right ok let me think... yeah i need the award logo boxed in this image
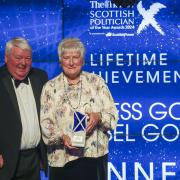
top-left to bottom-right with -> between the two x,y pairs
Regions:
72,111 -> 88,147
137,1 -> 166,35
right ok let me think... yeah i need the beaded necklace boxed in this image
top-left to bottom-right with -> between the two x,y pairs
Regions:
63,73 -> 82,110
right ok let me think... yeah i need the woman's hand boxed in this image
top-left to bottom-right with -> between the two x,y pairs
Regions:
62,134 -> 78,150
86,112 -> 101,134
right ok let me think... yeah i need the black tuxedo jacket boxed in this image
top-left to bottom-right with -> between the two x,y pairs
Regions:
0,65 -> 48,180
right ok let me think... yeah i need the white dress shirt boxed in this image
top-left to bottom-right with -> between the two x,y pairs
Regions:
13,79 -> 41,150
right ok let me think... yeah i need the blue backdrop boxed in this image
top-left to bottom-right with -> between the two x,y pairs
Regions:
0,0 -> 179,179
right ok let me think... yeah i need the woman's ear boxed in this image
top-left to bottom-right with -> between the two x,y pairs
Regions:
82,59 -> 85,66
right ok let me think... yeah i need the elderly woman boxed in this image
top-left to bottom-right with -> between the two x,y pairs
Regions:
40,38 -> 118,180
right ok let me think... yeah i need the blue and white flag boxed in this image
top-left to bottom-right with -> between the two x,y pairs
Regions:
73,111 -> 87,132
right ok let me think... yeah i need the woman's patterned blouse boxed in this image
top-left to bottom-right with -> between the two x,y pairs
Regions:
40,71 -> 118,167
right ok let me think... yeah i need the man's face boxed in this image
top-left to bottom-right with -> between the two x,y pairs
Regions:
5,46 -> 32,80
61,50 -> 83,80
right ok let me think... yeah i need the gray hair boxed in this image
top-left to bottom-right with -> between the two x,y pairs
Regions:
5,37 -> 32,55
58,38 -> 85,61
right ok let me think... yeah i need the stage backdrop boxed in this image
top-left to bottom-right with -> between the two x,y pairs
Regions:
0,0 -> 179,179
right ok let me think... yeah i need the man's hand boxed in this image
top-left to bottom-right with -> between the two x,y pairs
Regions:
86,112 -> 101,134
0,154 -> 4,168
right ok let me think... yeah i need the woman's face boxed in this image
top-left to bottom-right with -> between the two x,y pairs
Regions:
61,50 -> 83,80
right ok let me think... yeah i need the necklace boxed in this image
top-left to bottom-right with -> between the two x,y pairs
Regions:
63,73 -> 82,110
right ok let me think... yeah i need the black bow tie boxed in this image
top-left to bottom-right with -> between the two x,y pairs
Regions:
14,77 -> 29,88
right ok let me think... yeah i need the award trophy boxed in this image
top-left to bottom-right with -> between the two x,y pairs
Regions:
72,111 -> 87,147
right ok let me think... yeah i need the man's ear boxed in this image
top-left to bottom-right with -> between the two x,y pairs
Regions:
5,55 -> 8,63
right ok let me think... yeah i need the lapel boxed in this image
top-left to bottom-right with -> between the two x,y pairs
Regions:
1,67 -> 21,118
29,70 -> 40,118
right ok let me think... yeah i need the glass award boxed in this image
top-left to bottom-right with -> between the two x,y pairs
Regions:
72,111 -> 87,147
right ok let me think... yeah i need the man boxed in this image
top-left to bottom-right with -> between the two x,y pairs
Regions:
0,37 -> 48,180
